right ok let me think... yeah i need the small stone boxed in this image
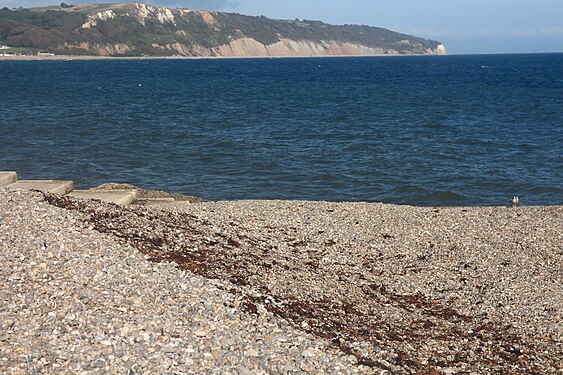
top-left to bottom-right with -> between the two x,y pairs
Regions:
159,356 -> 173,368
194,330 -> 208,337
246,349 -> 259,357
302,349 -> 317,358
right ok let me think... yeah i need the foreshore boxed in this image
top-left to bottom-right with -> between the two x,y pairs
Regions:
1,187 -> 561,373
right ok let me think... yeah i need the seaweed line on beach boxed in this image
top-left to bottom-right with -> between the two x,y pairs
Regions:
42,192 -> 561,373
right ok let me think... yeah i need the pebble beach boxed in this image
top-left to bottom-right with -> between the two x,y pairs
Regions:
1,187 -> 561,374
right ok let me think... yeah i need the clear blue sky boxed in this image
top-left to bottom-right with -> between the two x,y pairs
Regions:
2,0 -> 562,54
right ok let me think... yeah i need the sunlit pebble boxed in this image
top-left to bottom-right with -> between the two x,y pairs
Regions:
138,84 -> 142,87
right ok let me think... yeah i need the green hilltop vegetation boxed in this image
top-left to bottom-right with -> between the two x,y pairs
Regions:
0,2 -> 446,57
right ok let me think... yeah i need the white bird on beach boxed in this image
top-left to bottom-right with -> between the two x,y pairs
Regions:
511,196 -> 519,207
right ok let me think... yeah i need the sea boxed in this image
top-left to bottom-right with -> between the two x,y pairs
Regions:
1,53 -> 562,206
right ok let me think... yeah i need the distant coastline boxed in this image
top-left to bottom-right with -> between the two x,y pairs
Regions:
2,52 -> 562,61
0,3 -> 445,58
0,53 -> 444,61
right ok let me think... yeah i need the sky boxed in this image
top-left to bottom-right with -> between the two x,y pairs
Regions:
1,0 -> 562,54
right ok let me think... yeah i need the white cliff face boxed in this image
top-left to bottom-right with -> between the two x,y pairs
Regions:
80,4 -> 178,29
132,3 -> 175,25
150,37 -> 442,58
216,38 -> 406,57
80,10 -> 115,29
426,44 -> 447,55
161,43 -> 214,56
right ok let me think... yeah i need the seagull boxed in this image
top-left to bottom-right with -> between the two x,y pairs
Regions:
511,196 -> 519,207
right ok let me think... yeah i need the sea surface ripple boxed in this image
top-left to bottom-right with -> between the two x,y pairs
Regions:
1,53 -> 562,206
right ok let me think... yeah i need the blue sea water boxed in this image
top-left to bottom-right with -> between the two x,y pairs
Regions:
1,54 -> 562,206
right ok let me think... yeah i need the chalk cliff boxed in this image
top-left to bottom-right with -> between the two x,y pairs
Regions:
0,3 -> 446,57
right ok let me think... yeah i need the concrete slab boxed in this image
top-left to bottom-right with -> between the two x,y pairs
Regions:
7,180 -> 74,195
67,190 -> 137,205
0,171 -> 17,187
136,197 -> 176,206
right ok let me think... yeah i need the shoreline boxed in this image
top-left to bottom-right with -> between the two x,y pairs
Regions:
1,187 -> 561,373
2,51 -> 561,61
0,53 -> 443,61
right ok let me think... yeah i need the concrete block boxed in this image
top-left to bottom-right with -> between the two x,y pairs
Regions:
0,171 -> 17,187
67,190 -> 137,205
7,180 -> 74,195
136,197 -> 176,206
